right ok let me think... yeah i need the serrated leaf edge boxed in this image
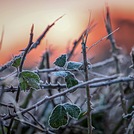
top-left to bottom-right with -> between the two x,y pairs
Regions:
48,104 -> 69,129
53,54 -> 67,67
63,103 -> 81,119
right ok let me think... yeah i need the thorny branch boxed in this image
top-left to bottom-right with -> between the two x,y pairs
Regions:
30,15 -> 64,50
1,75 -> 134,92
105,5 -> 128,120
0,75 -> 117,92
88,27 -> 119,51
0,9 -> 134,134
16,24 -> 34,102
19,24 -> 34,72
67,24 -> 96,61
2,75 -> 134,121
105,5 -> 129,132
81,28 -> 93,134
0,15 -> 64,72
0,55 -> 123,83
6,24 -> 34,134
14,118 -> 46,132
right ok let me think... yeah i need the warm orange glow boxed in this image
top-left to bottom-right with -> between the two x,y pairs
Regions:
0,0 -> 134,67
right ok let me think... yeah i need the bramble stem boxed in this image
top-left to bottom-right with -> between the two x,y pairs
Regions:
81,33 -> 92,134
105,5 -> 128,130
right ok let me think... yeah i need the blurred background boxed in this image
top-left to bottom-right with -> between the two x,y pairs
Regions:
0,0 -> 134,68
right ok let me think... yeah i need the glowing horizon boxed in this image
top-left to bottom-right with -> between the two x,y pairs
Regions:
0,0 -> 134,67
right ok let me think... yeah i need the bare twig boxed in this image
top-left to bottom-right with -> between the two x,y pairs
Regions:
105,5 -> 128,131
27,112 -> 45,129
30,15 -> 64,50
7,24 -> 34,134
37,55 -> 125,73
1,10 -> 132,133
105,5 -> 127,115
19,24 -> 34,72
2,75 -> 134,121
81,29 -> 93,134
45,51 -> 56,106
0,102 -> 45,130
88,27 -> 119,51
16,24 -> 34,101
0,54 -> 23,72
0,74 -> 117,92
35,57 -> 115,73
0,15 -> 63,72
0,71 -> 17,81
67,24 -> 96,61
14,118 -> 46,132
0,55 -> 123,83
2,75 -> 134,93
104,6 -> 120,53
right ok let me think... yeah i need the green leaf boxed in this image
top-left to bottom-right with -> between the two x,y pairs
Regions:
65,74 -> 79,88
49,105 -> 68,129
12,56 -> 21,68
19,70 -> 40,91
52,71 -> 70,77
63,103 -> 81,119
67,61 -> 82,70
54,54 -> 66,67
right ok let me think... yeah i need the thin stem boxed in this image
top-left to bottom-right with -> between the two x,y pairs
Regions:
105,5 -> 128,129
19,24 -> 34,72
27,112 -> 45,129
67,24 -> 96,61
30,15 -> 64,50
2,76 -> 134,121
16,24 -> 34,102
45,51 -> 55,107
14,118 -> 46,132
0,15 -> 63,72
81,33 -> 92,133
87,27 -> 119,51
7,24 -> 34,134
2,75 -> 134,92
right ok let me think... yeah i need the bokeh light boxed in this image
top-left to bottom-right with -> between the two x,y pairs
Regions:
0,0 -> 134,67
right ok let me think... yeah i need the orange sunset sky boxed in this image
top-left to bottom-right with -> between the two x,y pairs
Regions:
0,0 -> 134,68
